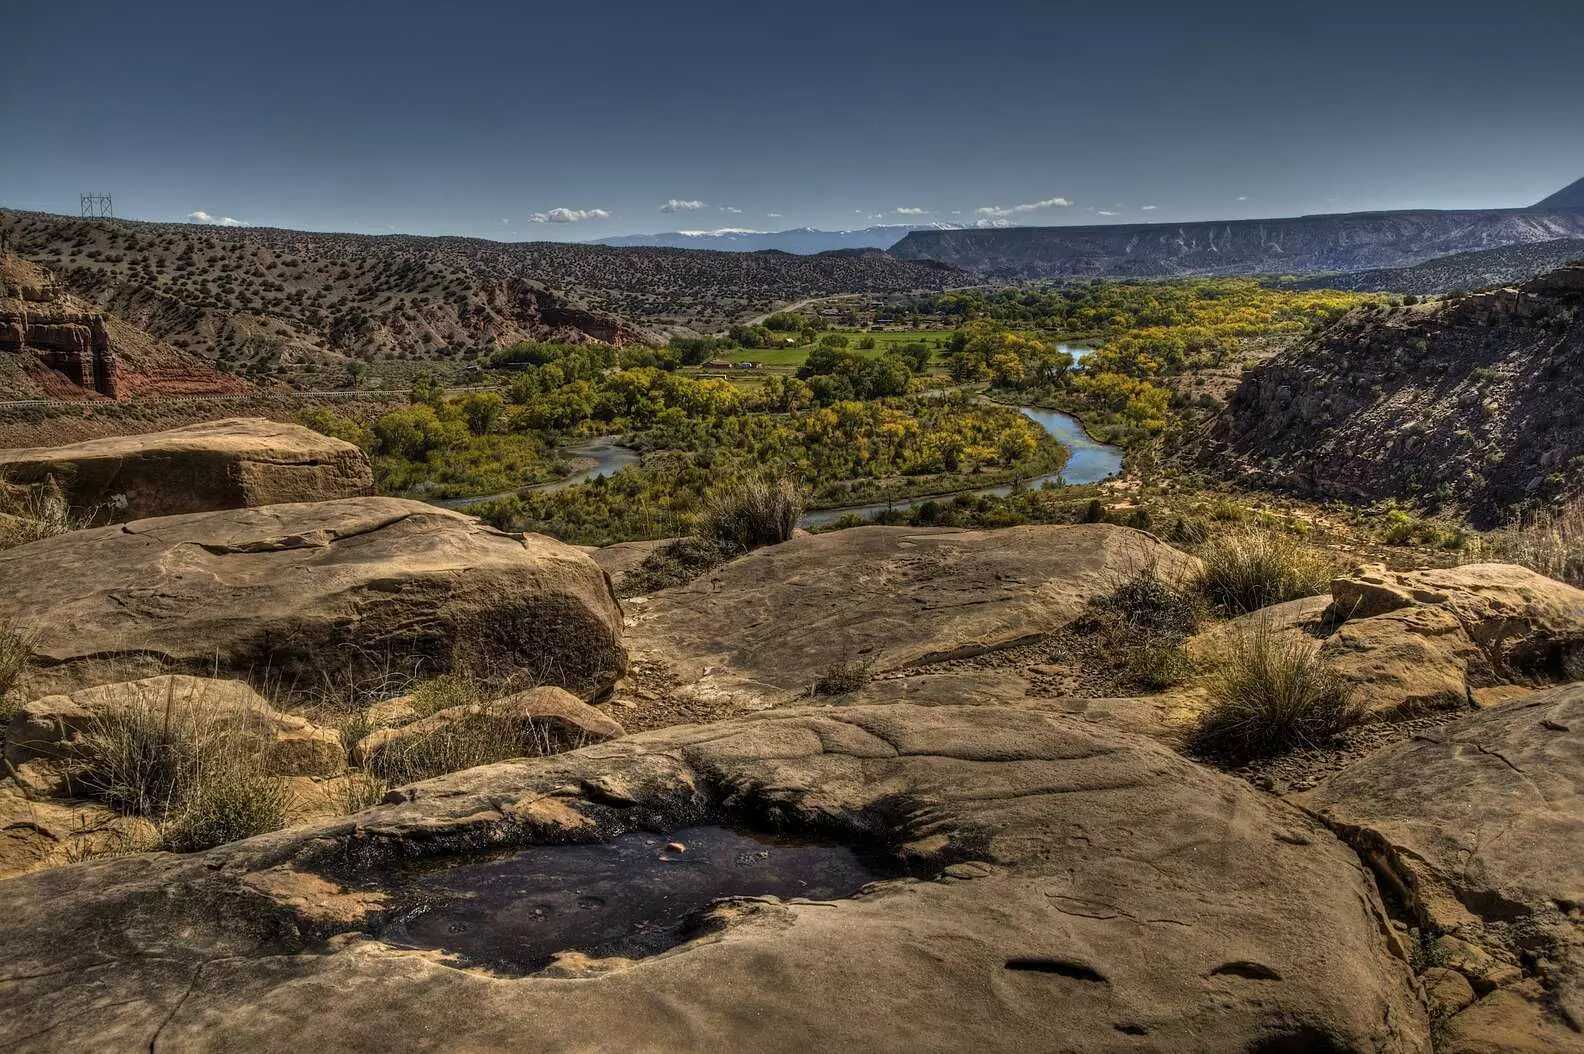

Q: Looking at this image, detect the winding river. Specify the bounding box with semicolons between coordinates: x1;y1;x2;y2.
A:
439;345;1123;521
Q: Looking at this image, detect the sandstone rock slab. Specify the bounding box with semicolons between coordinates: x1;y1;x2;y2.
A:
0;417;373;521
351;686;624;768
0;498;627;700
625;524;1202;706
1300;687;1584;1045
0;704;1426;1053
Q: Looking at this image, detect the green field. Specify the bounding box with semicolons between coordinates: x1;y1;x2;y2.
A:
729;330;957;368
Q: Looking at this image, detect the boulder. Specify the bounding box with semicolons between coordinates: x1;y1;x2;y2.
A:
1299;687;1584;1046
5;675;345;778
0;783;156;880
0;498;628;700
351;686;624;768
1329;563;1584;677
0;418;373;522
0;704;1427;1052
1189;563;1584;716
622;524;1202;707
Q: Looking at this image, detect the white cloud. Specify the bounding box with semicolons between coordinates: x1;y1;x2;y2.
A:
719;205;742;214
766;212;783;218
188;210;246;227
530;207;611;223
1141;205;1158;211
661;199;707;213
1097;210;1118;216
974;217;1011;228
974;196;1072;219
1237;195;1248;201
895;206;929;215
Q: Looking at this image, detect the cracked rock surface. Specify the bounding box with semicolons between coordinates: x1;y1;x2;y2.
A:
1299;687;1584;1050
0;418;373;521
0;497;627;699
0;704;1426;1053
620;524;1202;709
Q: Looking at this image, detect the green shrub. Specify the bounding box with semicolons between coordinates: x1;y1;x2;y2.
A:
1189;627;1362;761
1198;529;1335;613
699;476;806;552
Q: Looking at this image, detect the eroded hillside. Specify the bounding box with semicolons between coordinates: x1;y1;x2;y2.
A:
0;252;247;399
0;211;967;373
1212;263;1584;522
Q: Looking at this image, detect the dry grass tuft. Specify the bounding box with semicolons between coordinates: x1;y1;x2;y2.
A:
74;685;289;852
1189;625;1363;762
699;476;805;552
1482;496;1584;588
1198;528;1336;614
367;712;586;786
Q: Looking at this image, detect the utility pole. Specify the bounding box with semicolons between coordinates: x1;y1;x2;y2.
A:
79;194;114;219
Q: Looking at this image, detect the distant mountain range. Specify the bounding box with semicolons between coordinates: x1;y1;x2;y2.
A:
595;224;962;254
1535;176;1584;210
891;207;1584;280
1291;238;1584;295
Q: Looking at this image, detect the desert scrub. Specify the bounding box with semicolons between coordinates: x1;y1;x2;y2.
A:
1482;496;1584;588
811;658;875;697
1197;528;1335;613
619;536;737;598
1095;566;1204;690
75;695;288;851
0;621;35;731
1189;626;1362;761
700;476;806;551
367;711;590;785
0;476;95;550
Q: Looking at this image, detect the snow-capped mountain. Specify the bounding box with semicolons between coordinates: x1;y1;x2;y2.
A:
593;224;964;254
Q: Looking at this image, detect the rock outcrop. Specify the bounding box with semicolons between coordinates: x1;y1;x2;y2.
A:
0;250;246;400
0;418;373;521
0;498;627;700
1191;563;1584;716
1213;263;1584;520
622;524;1202;707
1299;688;1584;1051
5;675;345;778
350;686;624;767
0;704;1428;1052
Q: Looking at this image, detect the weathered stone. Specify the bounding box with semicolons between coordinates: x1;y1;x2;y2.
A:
0;418;373;521
5;675;345;778
1193;563;1584;717
625;524;1202;707
1300;687;1584;1042
1437;981;1584;1054
0;498;627;700
0;783;156;880
0;705;1428;1053
1420;966;1476;1017
351;686;624;767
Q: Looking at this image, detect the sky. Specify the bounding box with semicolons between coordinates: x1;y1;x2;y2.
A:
2;0;1581;241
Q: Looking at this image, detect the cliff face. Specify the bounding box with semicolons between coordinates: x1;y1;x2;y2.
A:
890;209;1584;279
0;253;245;400
1211;263;1584;523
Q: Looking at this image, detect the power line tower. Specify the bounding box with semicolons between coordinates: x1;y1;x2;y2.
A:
80;194;113;218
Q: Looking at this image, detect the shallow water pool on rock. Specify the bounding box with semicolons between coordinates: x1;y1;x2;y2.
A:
378;825;896;973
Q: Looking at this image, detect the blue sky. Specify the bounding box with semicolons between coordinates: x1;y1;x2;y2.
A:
3;0;1581;240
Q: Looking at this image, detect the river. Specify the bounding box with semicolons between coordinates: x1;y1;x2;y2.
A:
439;345;1122;522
